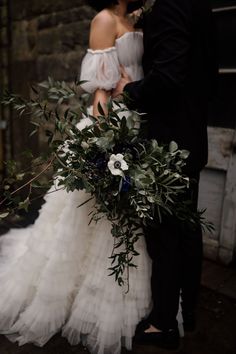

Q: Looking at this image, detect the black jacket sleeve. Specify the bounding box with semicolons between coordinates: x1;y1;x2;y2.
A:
124;0;192;110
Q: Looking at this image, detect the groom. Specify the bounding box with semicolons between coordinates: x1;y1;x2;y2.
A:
113;0;218;350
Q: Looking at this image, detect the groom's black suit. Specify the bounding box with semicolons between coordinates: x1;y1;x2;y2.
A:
125;0;218;331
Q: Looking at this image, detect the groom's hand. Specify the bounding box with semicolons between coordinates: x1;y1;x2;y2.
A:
112;66;131;98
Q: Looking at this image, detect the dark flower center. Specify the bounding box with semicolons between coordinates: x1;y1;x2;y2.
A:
114;161;121;169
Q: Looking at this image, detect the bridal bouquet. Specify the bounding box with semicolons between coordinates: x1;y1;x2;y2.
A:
0;79;211;286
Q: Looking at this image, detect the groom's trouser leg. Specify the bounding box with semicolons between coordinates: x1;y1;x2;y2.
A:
145;216;182;330
144;173;203;331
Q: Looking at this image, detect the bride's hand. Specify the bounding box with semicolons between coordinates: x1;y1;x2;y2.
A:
112;66;132;99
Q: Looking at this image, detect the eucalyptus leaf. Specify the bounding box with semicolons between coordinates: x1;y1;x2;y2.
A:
169;141;178;153
0;212;9;218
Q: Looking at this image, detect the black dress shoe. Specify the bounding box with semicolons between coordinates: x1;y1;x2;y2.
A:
134;327;180;350
134;318;150;335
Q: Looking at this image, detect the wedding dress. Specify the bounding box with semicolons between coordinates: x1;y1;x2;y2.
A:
0;31;153;354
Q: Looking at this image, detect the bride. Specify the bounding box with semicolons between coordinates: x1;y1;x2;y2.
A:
0;1;153;354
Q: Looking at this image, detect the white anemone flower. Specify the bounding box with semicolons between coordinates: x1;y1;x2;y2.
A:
107;154;128;176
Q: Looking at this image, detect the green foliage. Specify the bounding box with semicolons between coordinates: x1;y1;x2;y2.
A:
0;78;213;288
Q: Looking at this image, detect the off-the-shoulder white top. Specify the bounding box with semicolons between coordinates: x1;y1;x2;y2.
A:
80;31;143;93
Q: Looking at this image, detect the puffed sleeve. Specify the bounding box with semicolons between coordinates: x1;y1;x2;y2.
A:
80;47;121;93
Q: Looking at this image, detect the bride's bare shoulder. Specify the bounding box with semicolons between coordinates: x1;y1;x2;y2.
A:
91;9;116;29
89;9;117;49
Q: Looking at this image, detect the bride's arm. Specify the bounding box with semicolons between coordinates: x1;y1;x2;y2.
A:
89;11;117;117
93;89;111;117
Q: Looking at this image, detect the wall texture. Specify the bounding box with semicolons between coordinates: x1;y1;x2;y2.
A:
0;0;11;169
0;0;95;161
10;0;94;82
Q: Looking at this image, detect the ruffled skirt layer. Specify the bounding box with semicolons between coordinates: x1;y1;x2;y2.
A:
0;186;152;354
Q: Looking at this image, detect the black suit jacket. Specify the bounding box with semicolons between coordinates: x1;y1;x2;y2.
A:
125;0;218;174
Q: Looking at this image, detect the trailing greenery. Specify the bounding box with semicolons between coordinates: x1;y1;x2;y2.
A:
0;78;213;287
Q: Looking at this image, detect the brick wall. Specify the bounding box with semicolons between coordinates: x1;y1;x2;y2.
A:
0;0;11;170
0;0;95;162
10;0;94;83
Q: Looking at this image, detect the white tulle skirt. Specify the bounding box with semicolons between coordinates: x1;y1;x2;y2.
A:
0;183;153;353
0;117;183;354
